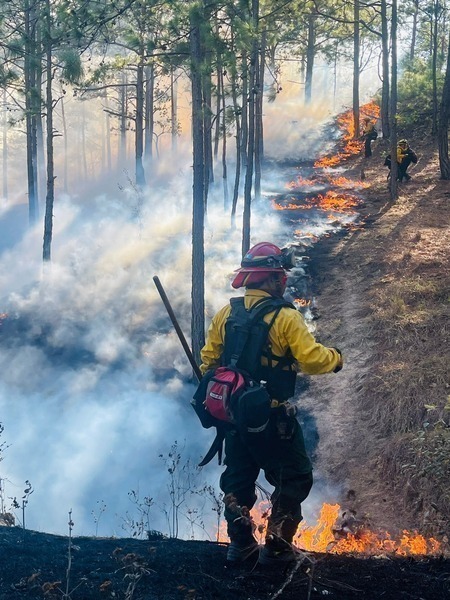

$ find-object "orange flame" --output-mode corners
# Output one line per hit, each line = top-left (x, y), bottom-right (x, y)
(294, 298), (311, 307)
(314, 101), (381, 169)
(216, 502), (443, 557)
(328, 175), (369, 189)
(272, 191), (360, 214)
(286, 176), (317, 189)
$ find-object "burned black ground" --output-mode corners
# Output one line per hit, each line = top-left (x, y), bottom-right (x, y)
(0, 526), (449, 599)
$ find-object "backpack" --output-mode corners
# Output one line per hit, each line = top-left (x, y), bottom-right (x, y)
(192, 297), (295, 466)
(369, 127), (378, 140)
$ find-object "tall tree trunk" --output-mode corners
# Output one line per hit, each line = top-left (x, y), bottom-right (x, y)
(381, 0), (390, 138)
(438, 32), (450, 178)
(240, 50), (248, 169)
(243, 0), (259, 256)
(254, 28), (266, 203)
(410, 0), (419, 61)
(144, 63), (154, 161)
(214, 60), (222, 160)
(24, 0), (38, 224)
(203, 65), (213, 201)
(35, 9), (45, 207)
(221, 65), (228, 212)
(230, 65), (242, 228)
(60, 88), (68, 193)
(118, 72), (127, 169)
(353, 0), (360, 140)
(136, 56), (146, 187)
(104, 90), (112, 171)
(305, 12), (315, 105)
(42, 0), (54, 262)
(81, 102), (88, 179)
(190, 3), (205, 365)
(389, 0), (398, 200)
(2, 90), (8, 201)
(170, 67), (178, 153)
(431, 1), (439, 136)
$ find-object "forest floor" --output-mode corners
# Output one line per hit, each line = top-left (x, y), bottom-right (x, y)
(1, 132), (449, 599)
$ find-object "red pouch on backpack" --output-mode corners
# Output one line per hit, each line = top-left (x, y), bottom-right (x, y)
(204, 367), (245, 422)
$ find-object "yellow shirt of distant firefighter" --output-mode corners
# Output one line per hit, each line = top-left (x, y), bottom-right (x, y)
(200, 289), (341, 376)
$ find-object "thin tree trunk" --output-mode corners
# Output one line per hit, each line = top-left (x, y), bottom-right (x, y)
(243, 0), (259, 256)
(254, 28), (266, 203)
(214, 61), (222, 160)
(203, 65), (213, 200)
(104, 90), (112, 171)
(241, 50), (248, 169)
(438, 31), (450, 178)
(381, 0), (390, 138)
(35, 8), (45, 206)
(190, 3), (205, 364)
(24, 0), (38, 224)
(431, 1), (439, 136)
(2, 90), (8, 200)
(410, 0), (419, 61)
(135, 56), (146, 186)
(231, 67), (241, 228)
(170, 68), (178, 152)
(221, 66), (228, 212)
(81, 102), (88, 179)
(353, 0), (360, 140)
(305, 12), (315, 105)
(144, 63), (154, 161)
(389, 0), (398, 200)
(43, 0), (54, 262)
(119, 72), (127, 169)
(60, 88), (68, 192)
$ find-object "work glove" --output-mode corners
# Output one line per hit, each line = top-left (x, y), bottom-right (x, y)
(332, 347), (343, 373)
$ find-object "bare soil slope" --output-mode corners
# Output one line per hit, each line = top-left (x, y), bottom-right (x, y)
(303, 133), (450, 539)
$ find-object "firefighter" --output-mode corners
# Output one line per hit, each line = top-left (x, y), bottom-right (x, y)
(361, 117), (377, 158)
(199, 242), (343, 566)
(384, 139), (418, 182)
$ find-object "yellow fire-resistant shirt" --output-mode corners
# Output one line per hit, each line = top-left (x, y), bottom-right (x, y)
(200, 289), (342, 376)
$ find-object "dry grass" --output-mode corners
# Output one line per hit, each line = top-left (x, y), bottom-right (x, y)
(312, 134), (450, 538)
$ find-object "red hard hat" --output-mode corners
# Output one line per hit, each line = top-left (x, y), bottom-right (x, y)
(231, 242), (290, 289)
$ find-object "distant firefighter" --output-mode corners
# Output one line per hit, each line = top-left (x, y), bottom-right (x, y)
(384, 139), (418, 182)
(361, 117), (378, 158)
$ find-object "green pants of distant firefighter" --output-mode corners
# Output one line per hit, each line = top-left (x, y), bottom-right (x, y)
(220, 412), (313, 545)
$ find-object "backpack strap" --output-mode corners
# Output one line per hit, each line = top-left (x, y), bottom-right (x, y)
(198, 426), (227, 467)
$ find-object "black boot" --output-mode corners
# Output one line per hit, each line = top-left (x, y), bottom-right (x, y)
(226, 520), (259, 563)
(258, 516), (300, 566)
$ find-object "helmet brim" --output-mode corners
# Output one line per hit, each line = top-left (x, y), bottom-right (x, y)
(231, 267), (285, 289)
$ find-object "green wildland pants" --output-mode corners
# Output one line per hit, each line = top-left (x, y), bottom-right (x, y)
(220, 411), (313, 544)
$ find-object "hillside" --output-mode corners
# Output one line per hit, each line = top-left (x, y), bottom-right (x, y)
(303, 131), (450, 542)
(0, 129), (449, 600)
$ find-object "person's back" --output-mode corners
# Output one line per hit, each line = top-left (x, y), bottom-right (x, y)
(200, 242), (343, 566)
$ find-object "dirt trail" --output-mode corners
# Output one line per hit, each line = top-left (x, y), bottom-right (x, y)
(299, 135), (450, 537)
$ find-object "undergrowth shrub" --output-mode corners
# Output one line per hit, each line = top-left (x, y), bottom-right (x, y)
(396, 59), (443, 129)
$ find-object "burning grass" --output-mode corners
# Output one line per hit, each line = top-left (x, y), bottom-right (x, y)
(272, 190), (361, 214)
(234, 502), (446, 558)
(314, 101), (380, 168)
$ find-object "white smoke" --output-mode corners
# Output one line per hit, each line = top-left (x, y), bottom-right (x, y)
(0, 63), (379, 537)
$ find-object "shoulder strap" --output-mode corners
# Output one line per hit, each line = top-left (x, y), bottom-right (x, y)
(226, 297), (295, 367)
